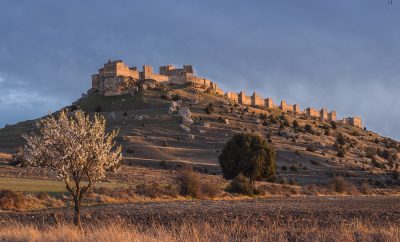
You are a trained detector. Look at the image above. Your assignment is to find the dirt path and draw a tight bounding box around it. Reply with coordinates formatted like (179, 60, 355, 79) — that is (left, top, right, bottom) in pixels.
(1, 196, 399, 226)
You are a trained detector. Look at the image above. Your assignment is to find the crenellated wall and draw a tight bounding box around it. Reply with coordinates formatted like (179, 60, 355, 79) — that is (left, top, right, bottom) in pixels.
(264, 98, 274, 108)
(342, 116, 362, 128)
(226, 92, 239, 102)
(251, 92, 264, 106)
(91, 60, 362, 128)
(238, 91, 251, 105)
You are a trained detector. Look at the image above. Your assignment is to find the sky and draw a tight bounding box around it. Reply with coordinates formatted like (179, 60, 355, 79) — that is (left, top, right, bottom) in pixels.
(0, 0, 399, 139)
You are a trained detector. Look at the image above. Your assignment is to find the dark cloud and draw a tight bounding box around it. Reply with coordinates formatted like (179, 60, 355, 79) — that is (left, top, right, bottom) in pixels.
(0, 0, 399, 139)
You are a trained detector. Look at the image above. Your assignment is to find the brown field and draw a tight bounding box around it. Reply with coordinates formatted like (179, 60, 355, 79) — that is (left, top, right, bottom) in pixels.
(0, 196, 399, 241)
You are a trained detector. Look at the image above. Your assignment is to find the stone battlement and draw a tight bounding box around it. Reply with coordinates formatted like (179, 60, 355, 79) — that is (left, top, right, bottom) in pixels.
(225, 91, 337, 122)
(90, 59, 362, 128)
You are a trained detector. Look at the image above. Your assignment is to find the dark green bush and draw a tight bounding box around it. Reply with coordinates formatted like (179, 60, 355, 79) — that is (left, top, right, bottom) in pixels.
(330, 121, 337, 129)
(95, 105, 102, 112)
(337, 147, 345, 158)
(292, 120, 299, 129)
(336, 134, 347, 146)
(218, 133, 276, 187)
(304, 124, 313, 133)
(306, 146, 316, 152)
(205, 103, 215, 114)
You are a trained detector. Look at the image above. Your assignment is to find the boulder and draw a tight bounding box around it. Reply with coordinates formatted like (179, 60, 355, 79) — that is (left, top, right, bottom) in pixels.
(134, 114, 149, 120)
(190, 97, 199, 104)
(108, 112, 116, 119)
(187, 134, 195, 140)
(179, 124, 191, 133)
(168, 101, 180, 114)
(178, 107, 192, 118)
(168, 107, 175, 114)
(200, 122, 210, 128)
(182, 116, 194, 125)
(224, 119, 230, 125)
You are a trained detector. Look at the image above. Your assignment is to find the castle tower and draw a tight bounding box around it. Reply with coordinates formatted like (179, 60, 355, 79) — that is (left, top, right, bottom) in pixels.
(238, 91, 251, 105)
(280, 100, 287, 112)
(264, 98, 274, 108)
(320, 108, 328, 121)
(293, 104, 300, 114)
(142, 65, 153, 79)
(328, 111, 337, 122)
(251, 92, 263, 107)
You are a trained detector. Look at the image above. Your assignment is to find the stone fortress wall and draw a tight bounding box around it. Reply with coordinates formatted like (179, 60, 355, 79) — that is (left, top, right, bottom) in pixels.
(91, 59, 362, 128)
(225, 91, 361, 128)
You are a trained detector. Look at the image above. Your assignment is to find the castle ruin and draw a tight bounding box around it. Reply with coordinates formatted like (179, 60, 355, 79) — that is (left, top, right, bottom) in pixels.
(90, 59, 363, 128)
(91, 60, 224, 96)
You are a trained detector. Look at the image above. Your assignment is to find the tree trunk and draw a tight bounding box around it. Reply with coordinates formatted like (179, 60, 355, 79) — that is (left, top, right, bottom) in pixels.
(73, 195, 82, 229)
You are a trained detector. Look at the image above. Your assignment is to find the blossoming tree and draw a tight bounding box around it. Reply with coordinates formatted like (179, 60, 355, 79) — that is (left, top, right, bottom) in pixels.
(24, 110, 122, 227)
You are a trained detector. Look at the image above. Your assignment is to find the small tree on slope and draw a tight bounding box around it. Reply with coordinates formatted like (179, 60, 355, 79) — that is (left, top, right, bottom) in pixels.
(218, 133, 276, 189)
(24, 110, 122, 228)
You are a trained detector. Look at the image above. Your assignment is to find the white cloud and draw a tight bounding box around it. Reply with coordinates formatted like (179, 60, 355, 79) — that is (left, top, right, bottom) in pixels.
(0, 88, 59, 107)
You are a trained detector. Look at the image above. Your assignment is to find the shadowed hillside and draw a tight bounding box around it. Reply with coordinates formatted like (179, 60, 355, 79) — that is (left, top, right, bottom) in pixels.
(1, 85, 399, 187)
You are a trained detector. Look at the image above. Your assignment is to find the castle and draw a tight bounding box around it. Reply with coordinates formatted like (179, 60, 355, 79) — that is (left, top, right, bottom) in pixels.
(90, 60, 363, 128)
(91, 60, 223, 96)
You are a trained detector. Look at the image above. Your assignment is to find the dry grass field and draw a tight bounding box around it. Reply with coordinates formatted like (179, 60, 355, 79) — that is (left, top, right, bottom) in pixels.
(0, 220, 398, 242)
(1, 196, 399, 241)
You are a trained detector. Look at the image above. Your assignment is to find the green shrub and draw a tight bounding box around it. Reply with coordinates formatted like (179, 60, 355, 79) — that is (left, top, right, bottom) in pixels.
(392, 170, 399, 180)
(205, 103, 215, 114)
(371, 158, 385, 169)
(218, 133, 276, 187)
(172, 94, 181, 101)
(336, 134, 347, 146)
(292, 120, 299, 129)
(330, 121, 337, 129)
(160, 160, 168, 169)
(95, 105, 103, 113)
(306, 146, 316, 152)
(304, 124, 313, 133)
(337, 147, 345, 158)
(365, 146, 377, 159)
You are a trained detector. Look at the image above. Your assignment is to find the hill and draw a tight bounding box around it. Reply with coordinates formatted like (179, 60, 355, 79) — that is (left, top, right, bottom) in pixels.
(0, 85, 399, 190)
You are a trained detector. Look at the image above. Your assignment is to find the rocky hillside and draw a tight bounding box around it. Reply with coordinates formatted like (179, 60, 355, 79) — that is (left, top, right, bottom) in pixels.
(0, 85, 399, 186)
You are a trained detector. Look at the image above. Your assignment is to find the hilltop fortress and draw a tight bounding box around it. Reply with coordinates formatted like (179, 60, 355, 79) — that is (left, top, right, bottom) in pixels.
(90, 60, 363, 128)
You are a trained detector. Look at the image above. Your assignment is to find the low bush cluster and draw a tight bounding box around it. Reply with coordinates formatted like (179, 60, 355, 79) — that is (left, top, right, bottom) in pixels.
(329, 177, 358, 195)
(177, 167, 220, 198)
(226, 173, 254, 195)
